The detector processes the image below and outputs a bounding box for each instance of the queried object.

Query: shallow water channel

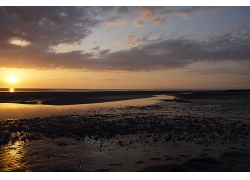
[0,95,174,120]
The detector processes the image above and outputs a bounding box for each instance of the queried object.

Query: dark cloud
[0,6,98,53]
[1,30,249,71]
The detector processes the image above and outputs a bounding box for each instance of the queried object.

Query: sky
[0,3,250,90]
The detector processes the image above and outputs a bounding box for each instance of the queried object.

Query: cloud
[100,49,110,56]
[160,7,224,18]
[0,6,225,51]
[123,33,140,47]
[135,6,223,25]
[186,68,250,76]
[110,36,119,40]
[1,29,249,72]
[150,16,167,25]
[137,7,167,25]
[0,6,96,52]
[0,6,249,73]
[91,45,101,51]
[123,32,152,47]
[134,21,144,27]
[106,27,118,32]
[103,17,126,25]
[139,7,154,20]
[90,46,110,55]
[8,37,31,47]
[115,7,130,14]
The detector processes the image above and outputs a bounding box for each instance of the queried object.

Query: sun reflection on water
[9,88,15,93]
[0,140,26,171]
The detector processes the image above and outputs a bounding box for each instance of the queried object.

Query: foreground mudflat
[0,91,250,171]
[140,151,250,172]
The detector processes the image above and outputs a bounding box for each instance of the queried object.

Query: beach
[0,90,250,172]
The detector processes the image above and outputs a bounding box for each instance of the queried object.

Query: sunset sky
[0,4,250,90]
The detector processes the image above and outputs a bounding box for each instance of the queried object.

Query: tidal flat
[0,90,250,172]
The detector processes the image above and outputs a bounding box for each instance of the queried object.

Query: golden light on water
[9,88,15,93]
[0,140,26,171]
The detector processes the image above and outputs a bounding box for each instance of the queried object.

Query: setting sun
[7,75,17,84]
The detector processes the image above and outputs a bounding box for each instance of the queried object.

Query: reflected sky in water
[0,95,174,120]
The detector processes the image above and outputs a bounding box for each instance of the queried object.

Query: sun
[7,75,18,84]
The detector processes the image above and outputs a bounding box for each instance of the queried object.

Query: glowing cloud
[8,37,30,47]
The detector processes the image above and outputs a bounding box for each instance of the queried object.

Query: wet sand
[0,90,250,171]
[141,151,250,172]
